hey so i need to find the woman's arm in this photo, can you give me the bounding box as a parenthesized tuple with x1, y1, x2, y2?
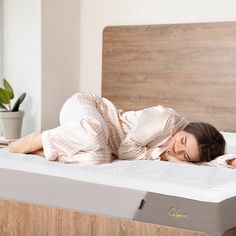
(118, 107, 178, 160)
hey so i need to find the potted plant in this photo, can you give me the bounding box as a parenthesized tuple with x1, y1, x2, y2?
(0, 79, 26, 140)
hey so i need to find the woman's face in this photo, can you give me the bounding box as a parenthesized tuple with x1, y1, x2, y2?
(168, 130, 200, 163)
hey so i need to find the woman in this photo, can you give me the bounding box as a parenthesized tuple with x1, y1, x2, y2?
(8, 92, 232, 166)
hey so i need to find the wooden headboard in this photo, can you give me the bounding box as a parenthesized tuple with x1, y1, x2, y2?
(102, 21, 236, 132)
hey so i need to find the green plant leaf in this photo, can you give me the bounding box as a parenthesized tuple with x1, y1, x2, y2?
(12, 92, 26, 112)
(0, 103, 7, 110)
(0, 88, 10, 104)
(3, 79, 14, 99)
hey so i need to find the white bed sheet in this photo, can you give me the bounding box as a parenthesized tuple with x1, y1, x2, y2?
(0, 147, 236, 203)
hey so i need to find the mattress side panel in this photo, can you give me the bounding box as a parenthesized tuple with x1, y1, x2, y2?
(134, 192, 236, 236)
(0, 168, 146, 219)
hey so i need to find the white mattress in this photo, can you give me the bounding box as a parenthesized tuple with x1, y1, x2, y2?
(0, 145, 236, 204)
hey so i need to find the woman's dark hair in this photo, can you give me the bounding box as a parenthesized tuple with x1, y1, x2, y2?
(183, 122, 225, 162)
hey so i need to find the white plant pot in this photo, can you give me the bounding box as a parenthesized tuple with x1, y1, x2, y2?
(0, 110, 25, 140)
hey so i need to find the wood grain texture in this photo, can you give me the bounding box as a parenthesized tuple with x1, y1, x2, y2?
(1, 199, 235, 235)
(0, 199, 211, 236)
(102, 21, 236, 132)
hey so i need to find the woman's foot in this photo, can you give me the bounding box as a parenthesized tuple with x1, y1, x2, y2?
(8, 131, 43, 154)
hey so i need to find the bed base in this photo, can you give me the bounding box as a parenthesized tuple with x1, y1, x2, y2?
(0, 199, 236, 236)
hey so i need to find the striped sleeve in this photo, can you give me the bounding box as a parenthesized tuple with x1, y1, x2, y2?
(117, 106, 182, 160)
(198, 154, 236, 168)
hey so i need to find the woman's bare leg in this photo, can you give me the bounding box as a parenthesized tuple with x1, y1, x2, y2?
(8, 131, 43, 154)
(30, 148, 45, 157)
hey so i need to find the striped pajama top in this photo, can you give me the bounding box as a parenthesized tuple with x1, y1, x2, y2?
(41, 92, 189, 164)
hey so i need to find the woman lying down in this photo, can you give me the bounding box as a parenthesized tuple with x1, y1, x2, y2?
(8, 92, 236, 168)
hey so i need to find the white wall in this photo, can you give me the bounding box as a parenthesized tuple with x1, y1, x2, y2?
(0, 0, 3, 80)
(2, 0, 80, 134)
(3, 0, 41, 135)
(41, 0, 80, 131)
(79, 0, 236, 96)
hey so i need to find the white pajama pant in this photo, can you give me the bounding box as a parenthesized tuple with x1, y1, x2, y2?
(42, 92, 112, 164)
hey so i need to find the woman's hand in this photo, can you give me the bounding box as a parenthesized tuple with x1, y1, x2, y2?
(226, 158, 236, 167)
(160, 151, 187, 163)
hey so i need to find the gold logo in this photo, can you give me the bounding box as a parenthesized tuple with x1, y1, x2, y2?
(168, 207, 187, 219)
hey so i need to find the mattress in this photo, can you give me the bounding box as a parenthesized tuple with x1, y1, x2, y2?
(0, 131, 236, 235)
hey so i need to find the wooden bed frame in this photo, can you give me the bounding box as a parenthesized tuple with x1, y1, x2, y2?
(1, 21, 236, 236)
